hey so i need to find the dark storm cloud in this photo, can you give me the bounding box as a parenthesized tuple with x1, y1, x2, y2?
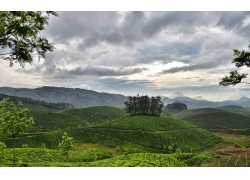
(65, 66, 146, 76)
(19, 64, 146, 78)
(45, 12, 219, 49)
(41, 11, 250, 68)
(136, 40, 202, 63)
(216, 11, 246, 30)
(44, 11, 120, 44)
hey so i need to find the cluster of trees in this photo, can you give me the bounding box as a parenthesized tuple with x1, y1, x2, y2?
(124, 94, 164, 116)
(165, 102, 187, 111)
(0, 94, 74, 109)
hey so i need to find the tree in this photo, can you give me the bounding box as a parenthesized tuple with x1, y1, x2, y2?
(0, 11, 58, 67)
(0, 98, 34, 165)
(124, 94, 164, 116)
(58, 132, 75, 160)
(0, 141, 6, 158)
(219, 45, 250, 86)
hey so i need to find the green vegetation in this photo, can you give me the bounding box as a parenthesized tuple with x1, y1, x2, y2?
(174, 108, 250, 135)
(0, 98, 34, 165)
(218, 106, 250, 117)
(58, 132, 75, 160)
(76, 115, 221, 153)
(0, 11, 58, 67)
(2, 97, 245, 167)
(163, 102, 188, 116)
(0, 147, 213, 167)
(219, 44, 250, 86)
(124, 94, 164, 116)
(27, 109, 89, 132)
(59, 106, 128, 124)
(0, 141, 6, 158)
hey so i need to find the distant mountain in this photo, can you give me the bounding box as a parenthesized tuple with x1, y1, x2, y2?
(1, 86, 250, 109)
(234, 97, 250, 103)
(172, 96, 250, 109)
(0, 86, 127, 108)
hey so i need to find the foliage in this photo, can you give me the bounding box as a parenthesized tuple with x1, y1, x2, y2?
(22, 144, 28, 148)
(27, 109, 89, 132)
(219, 45, 250, 86)
(0, 148, 113, 167)
(58, 132, 75, 160)
(174, 108, 250, 134)
(166, 102, 187, 111)
(0, 93, 74, 110)
(163, 102, 188, 116)
(0, 141, 6, 158)
(0, 98, 34, 165)
(124, 94, 164, 116)
(59, 106, 128, 123)
(0, 11, 58, 67)
(76, 115, 221, 153)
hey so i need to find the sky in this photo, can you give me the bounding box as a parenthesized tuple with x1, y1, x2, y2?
(1, 3, 250, 102)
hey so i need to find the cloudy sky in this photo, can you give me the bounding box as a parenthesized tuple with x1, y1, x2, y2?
(1, 10, 250, 101)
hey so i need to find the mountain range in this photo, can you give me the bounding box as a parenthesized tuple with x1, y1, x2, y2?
(0, 86, 250, 108)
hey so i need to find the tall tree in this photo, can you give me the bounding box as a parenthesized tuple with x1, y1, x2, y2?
(0, 98, 34, 165)
(0, 11, 58, 67)
(219, 45, 250, 86)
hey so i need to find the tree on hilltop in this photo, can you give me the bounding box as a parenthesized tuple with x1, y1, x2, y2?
(124, 94, 164, 116)
(0, 11, 58, 67)
(219, 44, 250, 86)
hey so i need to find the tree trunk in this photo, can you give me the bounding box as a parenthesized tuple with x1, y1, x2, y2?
(12, 133, 16, 166)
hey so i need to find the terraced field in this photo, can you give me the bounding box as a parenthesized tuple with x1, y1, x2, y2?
(75, 115, 222, 153)
(0, 148, 209, 167)
(0, 115, 222, 154)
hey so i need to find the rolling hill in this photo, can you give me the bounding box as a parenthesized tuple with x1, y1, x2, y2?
(74, 115, 222, 153)
(0, 115, 222, 154)
(174, 108, 250, 135)
(27, 109, 90, 132)
(59, 106, 128, 124)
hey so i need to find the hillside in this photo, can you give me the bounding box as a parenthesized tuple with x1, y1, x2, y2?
(0, 116, 221, 154)
(0, 86, 127, 108)
(0, 93, 73, 111)
(174, 108, 250, 134)
(0, 148, 210, 167)
(59, 106, 128, 123)
(75, 115, 222, 153)
(27, 109, 90, 132)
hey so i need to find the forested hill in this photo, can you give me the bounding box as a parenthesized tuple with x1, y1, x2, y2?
(0, 86, 127, 108)
(0, 93, 74, 110)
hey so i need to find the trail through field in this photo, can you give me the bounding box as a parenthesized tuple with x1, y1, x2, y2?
(86, 127, 200, 133)
(216, 147, 250, 167)
(72, 130, 166, 152)
(225, 156, 230, 167)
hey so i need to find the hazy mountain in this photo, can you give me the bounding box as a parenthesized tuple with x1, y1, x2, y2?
(0, 86, 127, 108)
(0, 86, 250, 109)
